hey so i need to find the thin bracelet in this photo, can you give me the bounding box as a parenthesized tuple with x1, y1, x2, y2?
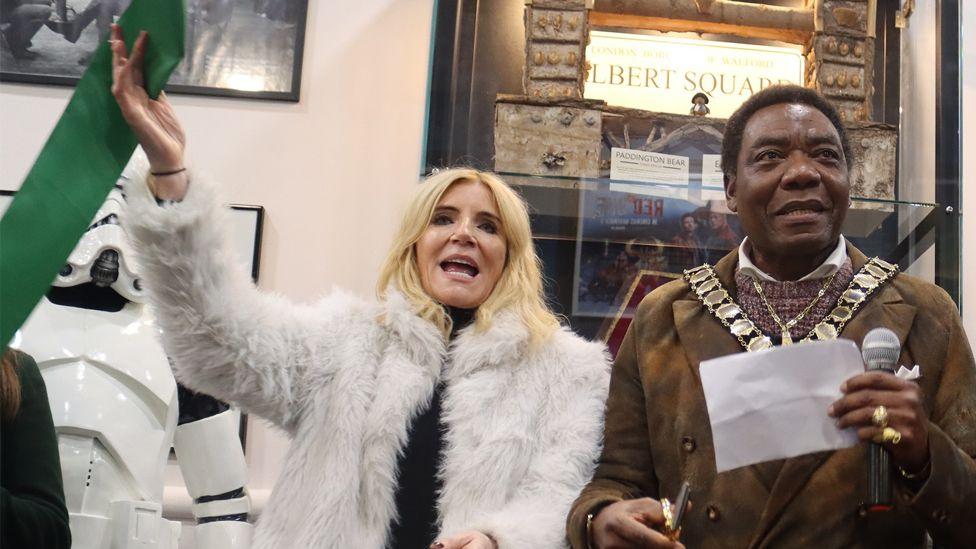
(151, 167, 187, 176)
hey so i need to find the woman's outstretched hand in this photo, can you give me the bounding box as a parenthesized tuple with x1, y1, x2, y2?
(109, 23, 188, 200)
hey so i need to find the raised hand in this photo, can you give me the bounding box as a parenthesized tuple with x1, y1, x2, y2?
(109, 23, 188, 200)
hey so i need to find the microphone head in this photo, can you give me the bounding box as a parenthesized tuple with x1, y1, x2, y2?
(862, 327, 900, 369)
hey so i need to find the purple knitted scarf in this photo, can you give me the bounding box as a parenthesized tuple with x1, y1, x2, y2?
(735, 259, 855, 342)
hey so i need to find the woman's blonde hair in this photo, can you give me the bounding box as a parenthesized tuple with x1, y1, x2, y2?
(377, 168, 559, 344)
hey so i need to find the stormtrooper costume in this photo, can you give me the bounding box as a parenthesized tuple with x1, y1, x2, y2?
(12, 182, 253, 549)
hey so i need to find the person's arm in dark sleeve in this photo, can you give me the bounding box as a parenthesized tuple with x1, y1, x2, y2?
(1, 352, 71, 549)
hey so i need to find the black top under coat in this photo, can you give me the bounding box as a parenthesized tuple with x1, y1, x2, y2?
(387, 306, 475, 548)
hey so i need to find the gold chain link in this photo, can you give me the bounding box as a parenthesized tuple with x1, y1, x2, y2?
(683, 258, 898, 352)
(752, 270, 837, 344)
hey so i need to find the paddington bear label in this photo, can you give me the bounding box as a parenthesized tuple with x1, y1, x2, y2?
(610, 148, 690, 186)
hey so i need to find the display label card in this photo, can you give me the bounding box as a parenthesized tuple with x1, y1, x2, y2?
(610, 148, 689, 185)
(702, 154, 725, 187)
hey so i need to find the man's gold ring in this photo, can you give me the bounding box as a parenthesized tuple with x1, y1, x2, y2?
(873, 426, 902, 445)
(872, 405, 889, 428)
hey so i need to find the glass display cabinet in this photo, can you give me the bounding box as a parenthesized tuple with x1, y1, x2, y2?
(423, 0, 961, 351)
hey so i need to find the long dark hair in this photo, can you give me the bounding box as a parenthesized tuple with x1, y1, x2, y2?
(0, 349, 22, 421)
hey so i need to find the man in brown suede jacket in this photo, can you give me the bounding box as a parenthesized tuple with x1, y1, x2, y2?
(568, 86, 976, 549)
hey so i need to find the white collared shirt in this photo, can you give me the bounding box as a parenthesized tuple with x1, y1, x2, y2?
(738, 235, 849, 282)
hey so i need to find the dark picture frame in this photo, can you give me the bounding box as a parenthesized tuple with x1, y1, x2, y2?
(226, 203, 264, 445)
(0, 0, 308, 101)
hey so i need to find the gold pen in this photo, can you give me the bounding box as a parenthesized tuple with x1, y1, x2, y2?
(661, 481, 692, 542)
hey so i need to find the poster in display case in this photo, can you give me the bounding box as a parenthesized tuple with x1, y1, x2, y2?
(0, 0, 308, 101)
(571, 182, 741, 354)
(572, 184, 739, 316)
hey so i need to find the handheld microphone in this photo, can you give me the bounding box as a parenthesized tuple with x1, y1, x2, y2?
(861, 327, 901, 512)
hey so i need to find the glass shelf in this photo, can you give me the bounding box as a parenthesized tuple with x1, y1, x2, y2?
(500, 170, 938, 206)
(496, 171, 942, 348)
(501, 171, 938, 253)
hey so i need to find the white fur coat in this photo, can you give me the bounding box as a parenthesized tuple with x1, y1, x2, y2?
(120, 170, 611, 549)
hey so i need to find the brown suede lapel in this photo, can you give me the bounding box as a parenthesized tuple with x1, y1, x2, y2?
(748, 450, 834, 548)
(672, 300, 742, 379)
(674, 249, 776, 497)
(673, 249, 743, 377)
(835, 245, 917, 350)
(674, 244, 918, 546)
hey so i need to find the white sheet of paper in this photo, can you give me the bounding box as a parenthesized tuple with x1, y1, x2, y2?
(700, 339, 864, 473)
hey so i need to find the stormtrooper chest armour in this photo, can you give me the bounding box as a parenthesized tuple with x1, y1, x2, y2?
(14, 297, 178, 545)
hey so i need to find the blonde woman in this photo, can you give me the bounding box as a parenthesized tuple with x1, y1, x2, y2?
(110, 27, 610, 549)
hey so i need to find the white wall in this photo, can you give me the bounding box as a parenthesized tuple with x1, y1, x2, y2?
(899, 1, 976, 349)
(0, 0, 435, 538)
(963, 1, 976, 346)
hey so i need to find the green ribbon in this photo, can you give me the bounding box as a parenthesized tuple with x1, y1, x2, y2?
(0, 0, 185, 346)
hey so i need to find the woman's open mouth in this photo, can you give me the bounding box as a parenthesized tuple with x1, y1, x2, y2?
(440, 256, 480, 280)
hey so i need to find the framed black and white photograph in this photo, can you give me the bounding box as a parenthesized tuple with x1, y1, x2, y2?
(0, 0, 308, 101)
